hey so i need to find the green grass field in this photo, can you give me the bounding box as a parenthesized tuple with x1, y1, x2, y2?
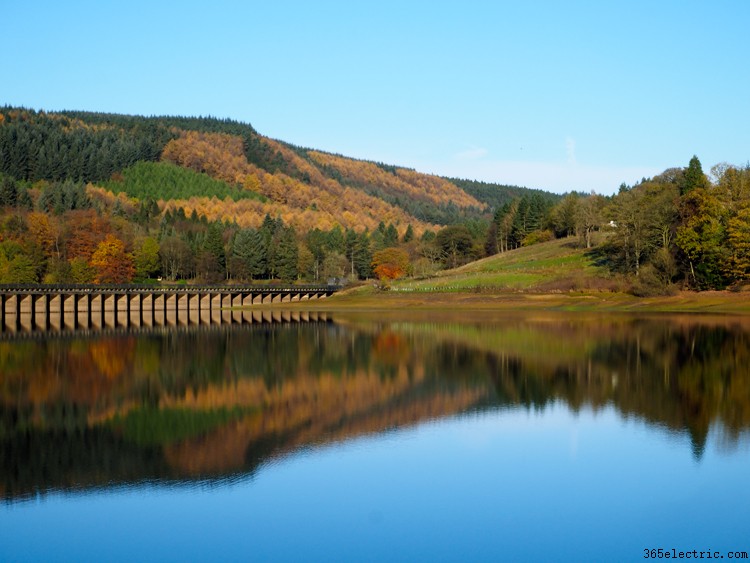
(394, 237, 615, 293)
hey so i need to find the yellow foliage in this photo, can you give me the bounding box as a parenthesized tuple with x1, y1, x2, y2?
(159, 130, 441, 234)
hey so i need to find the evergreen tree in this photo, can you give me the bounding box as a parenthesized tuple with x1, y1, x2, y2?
(203, 222, 226, 275)
(681, 155, 708, 195)
(402, 224, 414, 243)
(0, 176, 18, 207)
(276, 227, 299, 281)
(354, 231, 372, 279)
(233, 228, 267, 280)
(260, 214, 279, 278)
(325, 225, 345, 254)
(384, 223, 399, 247)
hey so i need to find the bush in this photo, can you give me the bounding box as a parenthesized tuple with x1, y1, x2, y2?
(630, 265, 678, 297)
(522, 229, 554, 246)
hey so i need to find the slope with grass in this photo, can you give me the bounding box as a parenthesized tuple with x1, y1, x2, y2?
(394, 237, 617, 293)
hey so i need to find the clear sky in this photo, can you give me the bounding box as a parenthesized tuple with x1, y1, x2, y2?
(3, 0, 748, 194)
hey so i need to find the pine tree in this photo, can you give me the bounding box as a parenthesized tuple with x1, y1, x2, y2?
(354, 231, 372, 279)
(681, 155, 708, 195)
(276, 227, 299, 281)
(203, 222, 226, 274)
(0, 176, 18, 207)
(384, 224, 399, 247)
(402, 224, 414, 243)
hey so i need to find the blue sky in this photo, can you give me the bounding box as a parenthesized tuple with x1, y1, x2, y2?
(3, 0, 748, 194)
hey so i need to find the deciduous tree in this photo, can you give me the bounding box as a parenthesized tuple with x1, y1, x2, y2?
(372, 247, 410, 280)
(90, 234, 135, 284)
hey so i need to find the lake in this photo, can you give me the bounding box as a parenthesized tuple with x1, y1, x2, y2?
(1, 310, 749, 562)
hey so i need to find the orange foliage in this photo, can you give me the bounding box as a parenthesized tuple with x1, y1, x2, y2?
(162, 131, 248, 186)
(87, 185, 137, 214)
(64, 209, 111, 260)
(90, 234, 135, 283)
(159, 131, 438, 234)
(309, 151, 485, 209)
(89, 339, 131, 380)
(27, 212, 59, 256)
(372, 247, 410, 280)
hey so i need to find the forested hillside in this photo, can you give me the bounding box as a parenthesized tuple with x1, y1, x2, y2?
(481, 156, 750, 294)
(4, 106, 746, 292)
(0, 106, 561, 285)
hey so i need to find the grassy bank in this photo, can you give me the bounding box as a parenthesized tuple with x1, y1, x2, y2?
(287, 238, 750, 315)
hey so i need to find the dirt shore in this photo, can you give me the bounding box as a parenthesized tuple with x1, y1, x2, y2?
(277, 287, 750, 315)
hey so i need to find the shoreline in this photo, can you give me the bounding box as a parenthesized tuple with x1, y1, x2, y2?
(274, 287, 750, 315)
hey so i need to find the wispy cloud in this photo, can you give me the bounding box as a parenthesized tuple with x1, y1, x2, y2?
(454, 146, 489, 161)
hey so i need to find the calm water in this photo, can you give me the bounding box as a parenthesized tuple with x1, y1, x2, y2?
(1, 311, 749, 562)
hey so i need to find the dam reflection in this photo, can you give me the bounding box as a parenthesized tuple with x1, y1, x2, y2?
(0, 296, 329, 339)
(0, 284, 336, 336)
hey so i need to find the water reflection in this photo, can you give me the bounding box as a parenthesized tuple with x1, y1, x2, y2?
(1, 312, 749, 502)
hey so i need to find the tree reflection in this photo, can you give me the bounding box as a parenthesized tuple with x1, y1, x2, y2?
(1, 315, 749, 501)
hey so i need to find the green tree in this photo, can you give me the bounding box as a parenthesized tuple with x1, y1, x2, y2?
(675, 188, 728, 289)
(549, 194, 580, 238)
(354, 231, 372, 279)
(0, 176, 18, 207)
(203, 223, 226, 272)
(0, 241, 37, 283)
(436, 225, 473, 268)
(681, 155, 708, 195)
(383, 224, 399, 247)
(276, 227, 299, 281)
(134, 237, 160, 280)
(613, 183, 677, 276)
(402, 224, 414, 243)
(724, 207, 750, 282)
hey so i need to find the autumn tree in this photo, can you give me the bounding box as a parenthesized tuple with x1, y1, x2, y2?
(64, 209, 111, 261)
(27, 211, 60, 259)
(372, 247, 410, 281)
(90, 234, 135, 284)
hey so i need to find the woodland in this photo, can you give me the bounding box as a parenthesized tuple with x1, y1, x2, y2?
(1, 106, 749, 293)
